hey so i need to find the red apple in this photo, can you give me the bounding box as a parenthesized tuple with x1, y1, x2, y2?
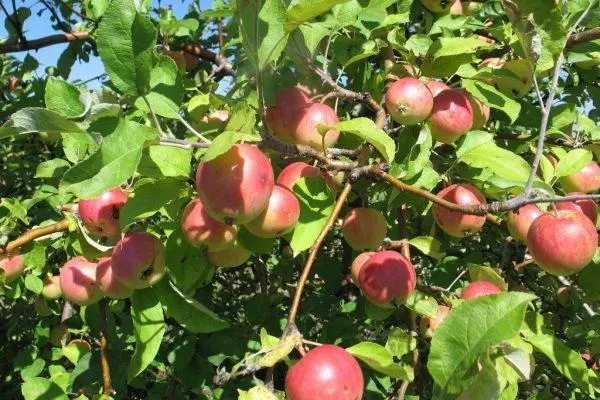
(207, 240, 252, 268)
(0, 253, 25, 282)
(465, 92, 490, 130)
(196, 144, 274, 224)
(350, 251, 375, 285)
(506, 204, 544, 242)
(385, 78, 434, 125)
(78, 188, 129, 237)
(358, 250, 417, 306)
(426, 80, 451, 98)
(181, 198, 237, 250)
(556, 192, 598, 224)
(527, 210, 598, 276)
(342, 208, 388, 250)
(285, 344, 364, 400)
(59, 256, 103, 306)
(427, 90, 473, 144)
(200, 110, 229, 125)
(8, 76, 21, 92)
(96, 257, 134, 299)
(420, 0, 453, 13)
(420, 305, 451, 337)
(277, 162, 321, 189)
(559, 161, 600, 194)
(41, 275, 62, 300)
(433, 184, 486, 238)
(244, 184, 300, 238)
(266, 87, 312, 142)
(288, 103, 340, 151)
(111, 232, 166, 288)
(461, 280, 501, 299)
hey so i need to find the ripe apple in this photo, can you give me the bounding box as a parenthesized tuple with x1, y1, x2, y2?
(342, 208, 388, 250)
(506, 204, 544, 242)
(527, 210, 598, 276)
(426, 80, 451, 98)
(59, 256, 103, 306)
(277, 161, 321, 189)
(288, 102, 340, 151)
(385, 77, 434, 125)
(420, 305, 451, 337)
(207, 240, 252, 268)
(427, 90, 473, 144)
(358, 250, 417, 306)
(8, 76, 21, 92)
(181, 198, 237, 250)
(496, 59, 534, 98)
(464, 92, 490, 130)
(96, 257, 134, 299)
(0, 253, 25, 282)
(196, 144, 274, 224)
(350, 251, 375, 285)
(460, 280, 501, 299)
(559, 161, 600, 193)
(267, 87, 312, 142)
(556, 192, 598, 224)
(50, 324, 70, 347)
(78, 188, 130, 237)
(420, 0, 453, 13)
(244, 184, 300, 238)
(433, 184, 486, 238)
(111, 232, 166, 288)
(41, 275, 62, 300)
(285, 344, 364, 400)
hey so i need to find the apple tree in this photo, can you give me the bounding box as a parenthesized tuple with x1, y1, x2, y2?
(1, 0, 600, 399)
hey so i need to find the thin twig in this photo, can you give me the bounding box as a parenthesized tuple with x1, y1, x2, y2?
(556, 276, 596, 317)
(0, 219, 70, 255)
(99, 299, 112, 396)
(142, 95, 164, 135)
(177, 114, 211, 144)
(158, 136, 210, 149)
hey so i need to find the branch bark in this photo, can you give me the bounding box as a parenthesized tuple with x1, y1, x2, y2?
(0, 31, 90, 53)
(566, 27, 600, 47)
(0, 219, 70, 255)
(99, 299, 112, 396)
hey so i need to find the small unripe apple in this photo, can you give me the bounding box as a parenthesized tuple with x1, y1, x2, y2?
(496, 59, 534, 98)
(461, 280, 502, 299)
(196, 144, 275, 224)
(200, 110, 229, 125)
(427, 90, 473, 144)
(289, 103, 340, 151)
(463, 1, 480, 15)
(420, 0, 453, 13)
(385, 78, 434, 125)
(449, 0, 463, 15)
(96, 257, 134, 299)
(559, 161, 600, 194)
(420, 305, 450, 337)
(59, 256, 103, 306)
(342, 208, 388, 250)
(244, 184, 300, 238)
(181, 198, 237, 250)
(41, 275, 62, 300)
(78, 188, 130, 237)
(506, 204, 544, 242)
(426, 80, 451, 98)
(527, 210, 598, 276)
(556, 192, 598, 224)
(465, 92, 490, 130)
(358, 250, 417, 306)
(350, 251, 375, 285)
(111, 232, 166, 289)
(433, 184, 486, 238)
(285, 344, 364, 400)
(0, 253, 25, 282)
(50, 324, 70, 347)
(266, 87, 312, 142)
(207, 241, 252, 268)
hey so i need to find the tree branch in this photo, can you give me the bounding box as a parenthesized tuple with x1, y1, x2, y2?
(0, 31, 90, 53)
(0, 219, 70, 255)
(180, 42, 234, 79)
(566, 27, 600, 48)
(99, 299, 112, 396)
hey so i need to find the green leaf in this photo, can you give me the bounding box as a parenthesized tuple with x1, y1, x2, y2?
(524, 334, 592, 393)
(285, 0, 351, 32)
(224, 102, 258, 135)
(428, 292, 536, 394)
(404, 290, 439, 318)
(24, 275, 43, 294)
(460, 143, 531, 183)
(456, 131, 494, 159)
(45, 78, 86, 118)
(405, 34, 432, 57)
(457, 354, 505, 400)
(462, 80, 521, 123)
(62, 342, 91, 365)
(0, 108, 84, 139)
(409, 236, 444, 260)
(96, 0, 157, 95)
(156, 280, 229, 333)
(238, 385, 279, 400)
(35, 159, 71, 179)
(137, 145, 192, 179)
(335, 118, 395, 161)
(128, 288, 165, 382)
(165, 231, 214, 294)
(288, 177, 335, 255)
(119, 178, 188, 228)
(386, 328, 417, 359)
(21, 377, 67, 400)
(467, 265, 507, 291)
(60, 119, 157, 198)
(429, 37, 492, 60)
(134, 55, 184, 118)
(555, 148, 593, 178)
(203, 131, 261, 162)
(347, 342, 413, 379)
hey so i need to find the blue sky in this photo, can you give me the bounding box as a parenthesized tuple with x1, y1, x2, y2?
(1, 0, 210, 88)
